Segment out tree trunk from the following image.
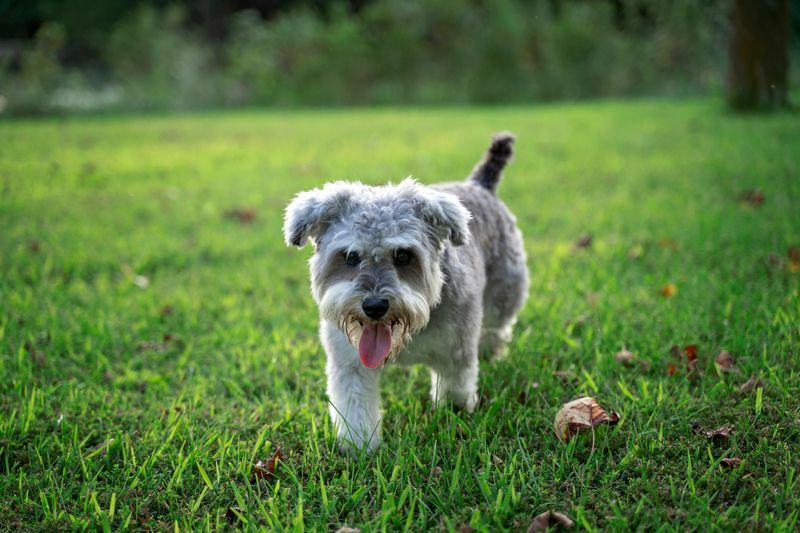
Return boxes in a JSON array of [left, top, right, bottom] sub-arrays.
[[727, 0, 790, 110]]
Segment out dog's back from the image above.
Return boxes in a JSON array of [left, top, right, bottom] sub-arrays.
[[432, 133, 529, 359]]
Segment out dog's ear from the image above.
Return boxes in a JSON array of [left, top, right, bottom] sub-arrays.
[[284, 182, 356, 247], [411, 183, 472, 246]]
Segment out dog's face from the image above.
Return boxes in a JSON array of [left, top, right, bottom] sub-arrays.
[[284, 178, 471, 368]]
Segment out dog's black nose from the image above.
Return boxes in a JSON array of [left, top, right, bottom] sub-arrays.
[[362, 297, 389, 320]]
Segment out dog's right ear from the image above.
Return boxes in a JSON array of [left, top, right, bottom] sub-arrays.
[[283, 182, 357, 247]]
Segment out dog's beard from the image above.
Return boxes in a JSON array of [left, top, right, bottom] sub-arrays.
[[319, 281, 431, 368]]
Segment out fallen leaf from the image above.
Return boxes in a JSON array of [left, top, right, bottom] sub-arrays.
[[614, 350, 636, 367], [457, 525, 475, 533], [658, 238, 679, 250], [739, 189, 765, 207], [133, 275, 150, 289], [554, 397, 620, 442], [431, 466, 443, 477], [705, 426, 733, 440], [667, 362, 677, 376], [492, 454, 504, 466], [720, 457, 742, 468], [738, 375, 765, 394], [527, 510, 574, 532], [788, 246, 800, 273], [715, 350, 738, 373], [225, 208, 257, 224], [660, 283, 677, 298], [627, 243, 644, 259], [335, 527, 361, 533], [669, 344, 699, 377], [573, 234, 593, 250], [28, 240, 41, 253], [554, 370, 578, 385], [253, 447, 283, 480]]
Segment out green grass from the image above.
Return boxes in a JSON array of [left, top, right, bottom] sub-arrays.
[[1, 99, 799, 531]]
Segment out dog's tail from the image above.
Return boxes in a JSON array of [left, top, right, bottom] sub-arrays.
[[467, 132, 515, 194]]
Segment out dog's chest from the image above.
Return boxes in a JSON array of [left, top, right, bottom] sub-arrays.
[[394, 309, 470, 367]]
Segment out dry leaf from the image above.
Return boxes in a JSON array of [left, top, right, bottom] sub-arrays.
[[720, 457, 742, 468], [788, 246, 800, 273], [669, 344, 699, 377], [28, 240, 41, 253], [739, 189, 765, 207], [715, 350, 738, 373], [458, 525, 475, 533], [335, 527, 361, 533], [738, 375, 765, 394], [658, 238, 679, 250], [705, 426, 733, 440], [573, 234, 593, 250], [527, 511, 574, 532], [667, 362, 677, 376], [133, 275, 150, 289], [627, 243, 644, 259], [225, 208, 257, 224], [492, 454, 504, 466], [614, 350, 636, 367], [554, 397, 620, 442], [253, 447, 283, 480], [660, 283, 677, 298], [554, 370, 578, 385]]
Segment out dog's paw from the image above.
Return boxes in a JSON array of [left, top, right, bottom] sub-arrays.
[[338, 433, 380, 456]]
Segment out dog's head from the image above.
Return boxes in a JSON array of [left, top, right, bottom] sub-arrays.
[[284, 178, 471, 368]]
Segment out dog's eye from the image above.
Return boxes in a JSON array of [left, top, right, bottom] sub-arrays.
[[344, 251, 361, 266], [393, 249, 413, 266]]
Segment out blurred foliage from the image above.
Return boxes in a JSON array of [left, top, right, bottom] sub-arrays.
[[0, 0, 792, 114]]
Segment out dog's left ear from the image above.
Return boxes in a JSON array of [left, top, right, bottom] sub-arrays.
[[284, 182, 356, 247], [416, 188, 472, 246]]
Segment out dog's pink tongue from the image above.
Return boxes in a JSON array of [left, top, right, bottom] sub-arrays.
[[358, 323, 392, 368]]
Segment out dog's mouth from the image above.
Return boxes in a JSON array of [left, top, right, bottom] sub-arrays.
[[342, 317, 407, 369]]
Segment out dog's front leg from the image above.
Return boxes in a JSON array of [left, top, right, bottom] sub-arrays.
[[321, 320, 382, 453]]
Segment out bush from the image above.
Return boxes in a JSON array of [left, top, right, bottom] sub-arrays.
[[2, 0, 737, 114], [106, 4, 221, 110]]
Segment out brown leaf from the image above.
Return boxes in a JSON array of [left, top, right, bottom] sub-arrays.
[[458, 525, 475, 533], [573, 234, 593, 250], [614, 350, 636, 367], [28, 240, 41, 253], [660, 283, 677, 298], [738, 375, 765, 394], [225, 208, 257, 224], [658, 238, 679, 250], [253, 447, 283, 479], [788, 246, 800, 273], [554, 397, 620, 442], [720, 457, 742, 468], [669, 344, 699, 377], [527, 511, 574, 532], [554, 370, 577, 385], [492, 454, 504, 466], [627, 243, 644, 259], [739, 189, 765, 207], [705, 426, 733, 440], [715, 350, 738, 373]]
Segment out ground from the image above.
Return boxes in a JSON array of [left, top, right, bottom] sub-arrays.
[[1, 99, 799, 530]]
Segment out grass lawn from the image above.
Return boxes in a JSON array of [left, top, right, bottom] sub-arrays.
[[1, 99, 799, 530]]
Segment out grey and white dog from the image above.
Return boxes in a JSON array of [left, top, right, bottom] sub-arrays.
[[283, 133, 528, 452]]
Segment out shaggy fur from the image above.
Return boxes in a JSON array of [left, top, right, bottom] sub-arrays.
[[284, 132, 529, 452]]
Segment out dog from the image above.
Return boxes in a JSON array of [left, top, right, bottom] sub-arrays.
[[283, 133, 528, 453]]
